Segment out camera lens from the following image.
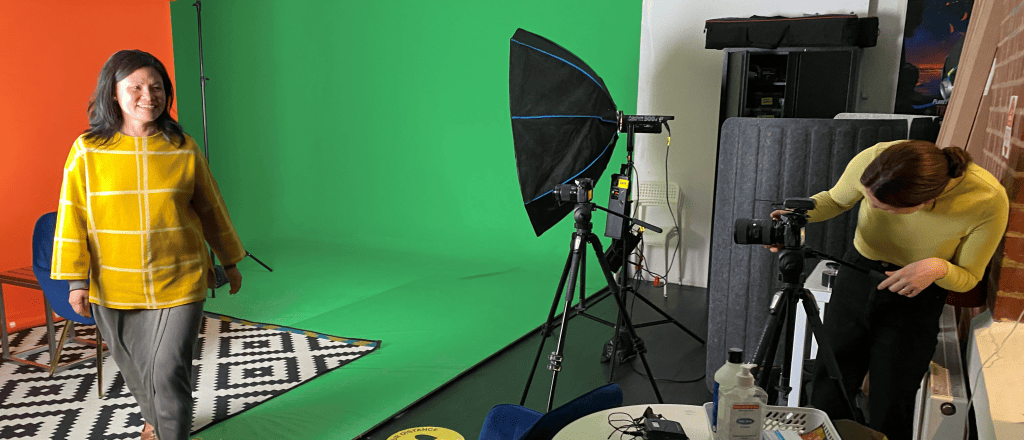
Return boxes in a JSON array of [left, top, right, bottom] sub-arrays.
[[553, 184, 577, 203], [734, 218, 773, 245]]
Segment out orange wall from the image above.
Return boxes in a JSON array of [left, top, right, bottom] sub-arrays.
[[0, 1, 176, 331]]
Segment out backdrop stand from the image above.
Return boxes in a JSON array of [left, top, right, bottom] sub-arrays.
[[193, 0, 273, 297]]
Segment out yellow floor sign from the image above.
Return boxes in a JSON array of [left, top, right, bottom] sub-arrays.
[[387, 427, 465, 440]]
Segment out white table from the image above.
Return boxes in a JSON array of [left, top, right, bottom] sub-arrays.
[[553, 404, 711, 440]]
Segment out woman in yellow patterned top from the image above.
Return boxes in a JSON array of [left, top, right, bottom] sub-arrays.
[[771, 140, 1007, 440], [52, 50, 246, 440]]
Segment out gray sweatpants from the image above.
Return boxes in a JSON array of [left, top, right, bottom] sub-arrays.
[[93, 301, 205, 440]]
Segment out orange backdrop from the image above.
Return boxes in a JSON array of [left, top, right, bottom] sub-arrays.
[[0, 0, 176, 331]]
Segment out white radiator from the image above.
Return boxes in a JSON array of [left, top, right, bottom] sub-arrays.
[[913, 305, 968, 440]]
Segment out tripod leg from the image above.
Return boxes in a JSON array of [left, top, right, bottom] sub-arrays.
[[521, 250, 573, 406], [776, 289, 799, 405], [798, 288, 861, 423], [546, 235, 586, 412], [752, 291, 787, 393], [578, 247, 587, 308], [588, 234, 664, 403]]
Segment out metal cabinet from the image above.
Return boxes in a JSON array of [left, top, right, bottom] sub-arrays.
[[719, 47, 860, 126]]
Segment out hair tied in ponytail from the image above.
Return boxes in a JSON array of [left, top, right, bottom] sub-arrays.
[[943, 147, 971, 178]]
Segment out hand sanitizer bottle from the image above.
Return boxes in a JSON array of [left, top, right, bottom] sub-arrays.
[[712, 348, 744, 435], [718, 364, 768, 440]]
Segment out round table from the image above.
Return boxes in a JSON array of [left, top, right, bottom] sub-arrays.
[[553, 404, 712, 440]]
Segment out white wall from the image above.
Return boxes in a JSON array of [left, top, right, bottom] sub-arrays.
[[636, 0, 907, 287]]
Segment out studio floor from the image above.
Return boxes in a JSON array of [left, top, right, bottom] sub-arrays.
[[357, 282, 711, 440], [2, 243, 711, 440]]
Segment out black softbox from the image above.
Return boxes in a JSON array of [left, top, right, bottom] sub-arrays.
[[510, 29, 619, 237]]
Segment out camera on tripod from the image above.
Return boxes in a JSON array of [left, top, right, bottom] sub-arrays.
[[553, 178, 595, 204], [732, 198, 815, 249]]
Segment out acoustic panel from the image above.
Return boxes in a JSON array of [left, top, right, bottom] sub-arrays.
[[706, 117, 907, 391]]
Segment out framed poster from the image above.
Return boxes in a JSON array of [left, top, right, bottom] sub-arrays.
[[895, 0, 974, 115]]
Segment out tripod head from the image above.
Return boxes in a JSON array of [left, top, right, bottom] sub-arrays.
[[553, 178, 662, 234]]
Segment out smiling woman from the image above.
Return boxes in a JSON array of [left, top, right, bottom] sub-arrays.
[[50, 50, 246, 440], [84, 50, 186, 146]]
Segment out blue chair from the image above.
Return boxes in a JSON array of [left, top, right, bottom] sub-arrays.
[[32, 212, 106, 396], [479, 384, 623, 440]]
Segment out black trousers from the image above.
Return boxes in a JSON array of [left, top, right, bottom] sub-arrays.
[[809, 252, 948, 440]]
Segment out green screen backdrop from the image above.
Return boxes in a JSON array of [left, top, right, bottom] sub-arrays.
[[169, 1, 642, 438]]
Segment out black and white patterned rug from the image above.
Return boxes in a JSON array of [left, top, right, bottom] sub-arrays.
[[0, 313, 381, 439]]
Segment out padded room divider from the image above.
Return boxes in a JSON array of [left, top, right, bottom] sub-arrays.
[[705, 117, 908, 392]]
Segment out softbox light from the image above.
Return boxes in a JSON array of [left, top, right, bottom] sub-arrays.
[[510, 28, 619, 237]]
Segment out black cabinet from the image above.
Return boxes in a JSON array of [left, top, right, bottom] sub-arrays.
[[719, 48, 860, 126]]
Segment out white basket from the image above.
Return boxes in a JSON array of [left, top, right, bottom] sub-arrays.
[[702, 403, 840, 440]]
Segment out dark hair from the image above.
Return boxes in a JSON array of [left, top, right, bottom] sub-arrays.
[[84, 50, 185, 146], [860, 140, 972, 208]]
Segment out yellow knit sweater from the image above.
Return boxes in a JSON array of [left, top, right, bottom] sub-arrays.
[[51, 132, 245, 309], [807, 141, 1009, 292]]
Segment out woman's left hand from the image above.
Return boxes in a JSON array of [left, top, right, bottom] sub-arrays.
[[226, 266, 242, 294], [877, 257, 948, 297]]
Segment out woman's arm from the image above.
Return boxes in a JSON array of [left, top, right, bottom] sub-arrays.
[[805, 145, 880, 223], [937, 196, 1010, 292], [52, 139, 92, 280], [189, 137, 246, 267]]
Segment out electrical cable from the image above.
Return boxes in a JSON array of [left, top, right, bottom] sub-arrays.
[[606, 411, 644, 439], [620, 238, 706, 385], [965, 307, 1024, 416], [661, 123, 682, 286], [627, 355, 707, 384]]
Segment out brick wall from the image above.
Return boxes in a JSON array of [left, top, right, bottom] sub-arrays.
[[954, 0, 1024, 321]]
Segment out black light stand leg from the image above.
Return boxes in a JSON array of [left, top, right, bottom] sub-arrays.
[[245, 251, 273, 272], [606, 269, 625, 381], [193, 2, 271, 301], [521, 250, 573, 406], [588, 233, 664, 404], [628, 292, 706, 343]]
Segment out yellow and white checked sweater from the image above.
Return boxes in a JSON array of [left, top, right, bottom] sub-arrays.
[[806, 141, 1009, 293], [52, 132, 245, 309]]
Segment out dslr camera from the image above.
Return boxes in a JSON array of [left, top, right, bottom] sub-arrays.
[[733, 198, 815, 249]]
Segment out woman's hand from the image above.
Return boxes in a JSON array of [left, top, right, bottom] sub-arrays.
[[763, 209, 792, 253], [226, 266, 242, 294], [876, 257, 948, 297], [69, 289, 91, 318]]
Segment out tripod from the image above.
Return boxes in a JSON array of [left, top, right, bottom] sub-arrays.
[[520, 182, 664, 411], [750, 246, 861, 423], [193, 0, 272, 297], [603, 118, 704, 380]]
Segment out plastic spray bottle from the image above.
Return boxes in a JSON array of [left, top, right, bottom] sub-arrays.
[[712, 347, 744, 435], [718, 364, 768, 440]]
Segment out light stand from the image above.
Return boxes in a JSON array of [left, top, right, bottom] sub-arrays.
[[520, 178, 664, 411], [603, 115, 705, 379], [193, 0, 273, 298]]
